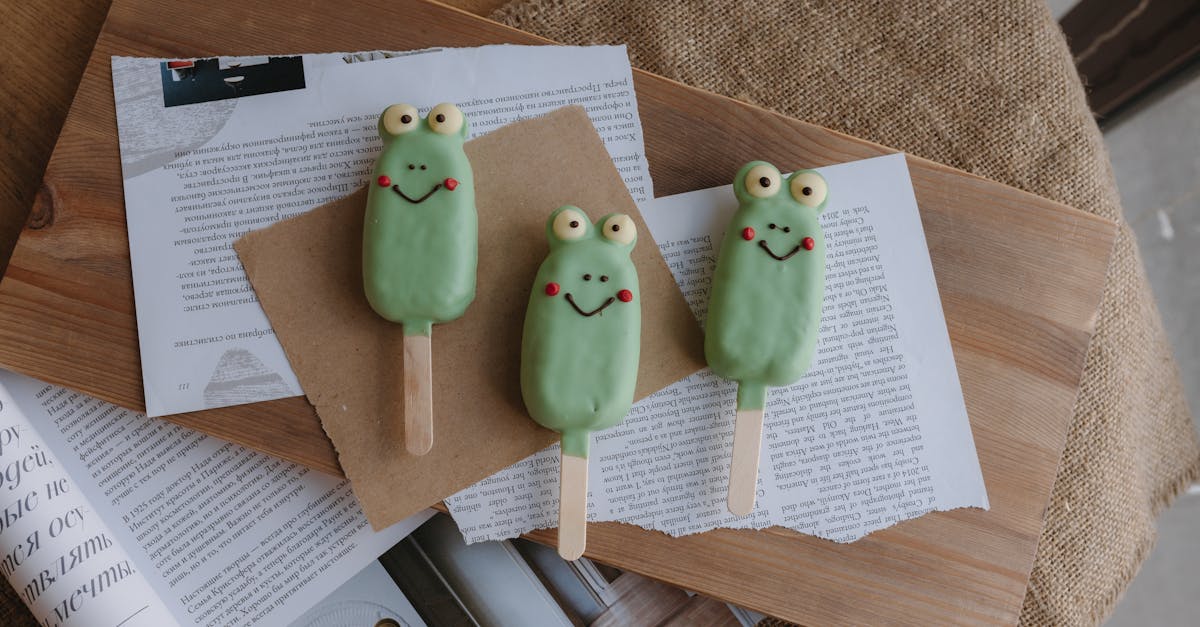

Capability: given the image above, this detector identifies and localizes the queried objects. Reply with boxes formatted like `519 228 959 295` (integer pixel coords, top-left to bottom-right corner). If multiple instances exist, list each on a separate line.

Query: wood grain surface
558 452 589 561
0 0 112 275
0 0 1118 624
1062 0 1200 123
402 334 435 456
727 407 765 516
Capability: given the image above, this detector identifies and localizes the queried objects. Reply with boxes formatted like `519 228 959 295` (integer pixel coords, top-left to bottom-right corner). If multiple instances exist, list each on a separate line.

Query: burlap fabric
489 0 1199 624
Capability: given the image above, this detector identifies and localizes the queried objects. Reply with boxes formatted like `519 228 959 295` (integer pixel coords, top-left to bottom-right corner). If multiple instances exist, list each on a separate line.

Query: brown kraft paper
235 106 706 529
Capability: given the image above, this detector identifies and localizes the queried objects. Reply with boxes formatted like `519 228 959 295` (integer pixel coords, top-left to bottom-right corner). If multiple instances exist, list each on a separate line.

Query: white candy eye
601 214 636 245
553 208 589 241
381 103 419 136
790 171 828 207
428 103 464 135
744 164 781 198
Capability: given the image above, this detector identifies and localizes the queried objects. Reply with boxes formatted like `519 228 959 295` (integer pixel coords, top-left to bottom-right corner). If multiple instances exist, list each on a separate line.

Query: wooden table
0 0 1117 624
0 2 492 624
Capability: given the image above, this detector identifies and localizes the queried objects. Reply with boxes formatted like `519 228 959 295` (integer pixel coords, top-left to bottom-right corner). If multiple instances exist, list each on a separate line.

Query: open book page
446 153 988 543
0 371 432 627
0 380 176 626
113 45 651 417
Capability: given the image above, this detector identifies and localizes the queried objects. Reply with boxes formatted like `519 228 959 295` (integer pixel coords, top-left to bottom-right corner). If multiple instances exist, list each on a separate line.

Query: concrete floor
1101 66 1200 627
1044 2 1200 623
1045 2 1199 623
1106 67 1200 420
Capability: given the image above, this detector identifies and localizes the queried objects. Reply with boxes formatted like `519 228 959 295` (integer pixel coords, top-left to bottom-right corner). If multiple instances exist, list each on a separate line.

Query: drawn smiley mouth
391 183 442 204
565 293 616 317
758 240 802 261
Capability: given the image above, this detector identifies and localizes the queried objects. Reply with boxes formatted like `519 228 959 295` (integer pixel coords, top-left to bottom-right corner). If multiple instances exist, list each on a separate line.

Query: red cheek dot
741 227 755 241
377 175 391 187
545 282 560 296
617 289 633 303
443 178 459 191
802 237 815 251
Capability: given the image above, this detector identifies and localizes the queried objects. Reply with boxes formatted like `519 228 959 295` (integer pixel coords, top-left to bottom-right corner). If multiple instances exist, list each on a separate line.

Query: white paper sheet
112 45 651 417
0 370 432 626
446 153 988 543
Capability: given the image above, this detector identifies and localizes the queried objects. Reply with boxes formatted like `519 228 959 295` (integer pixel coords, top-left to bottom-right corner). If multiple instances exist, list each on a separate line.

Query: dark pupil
768 223 776 229
802 187 812 196
583 274 592 281
612 224 620 231
600 275 609 282
436 114 446 123
400 114 412 124
759 176 771 188
569 220 580 228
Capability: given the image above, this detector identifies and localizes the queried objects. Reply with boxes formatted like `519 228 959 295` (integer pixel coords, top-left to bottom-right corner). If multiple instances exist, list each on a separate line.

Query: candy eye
552 208 589 241
381 103 419 136
744 164 781 198
601 214 636 245
428 103 464 135
790 171 828 207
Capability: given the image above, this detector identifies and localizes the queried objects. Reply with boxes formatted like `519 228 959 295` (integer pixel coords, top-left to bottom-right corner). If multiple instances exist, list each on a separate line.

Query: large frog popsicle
705 161 829 515
363 102 476 455
521 205 640 559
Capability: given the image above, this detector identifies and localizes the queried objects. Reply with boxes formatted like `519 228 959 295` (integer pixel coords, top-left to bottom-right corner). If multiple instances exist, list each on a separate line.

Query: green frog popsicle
521 206 641 559
705 161 829 515
364 103 476 456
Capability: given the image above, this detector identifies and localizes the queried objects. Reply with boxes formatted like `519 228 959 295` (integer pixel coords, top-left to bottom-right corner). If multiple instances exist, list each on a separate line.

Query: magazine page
447 154 989 542
0 380 176 626
113 45 651 417
0 370 431 626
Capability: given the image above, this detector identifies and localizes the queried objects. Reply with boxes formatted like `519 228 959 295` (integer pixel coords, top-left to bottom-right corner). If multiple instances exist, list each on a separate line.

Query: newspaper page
446 153 988 543
0 381 176 626
113 45 651 416
0 370 432 627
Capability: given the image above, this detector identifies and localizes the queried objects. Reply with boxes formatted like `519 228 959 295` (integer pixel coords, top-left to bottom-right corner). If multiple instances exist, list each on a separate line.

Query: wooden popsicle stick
558 452 589 561
403 334 433 456
727 407 765 516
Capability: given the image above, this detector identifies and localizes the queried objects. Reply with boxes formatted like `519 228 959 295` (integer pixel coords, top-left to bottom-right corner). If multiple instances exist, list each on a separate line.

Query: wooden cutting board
0 0 1116 623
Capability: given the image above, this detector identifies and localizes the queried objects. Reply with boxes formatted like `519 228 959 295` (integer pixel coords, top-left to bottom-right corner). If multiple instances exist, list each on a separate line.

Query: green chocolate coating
363 106 476 336
521 206 641 458
704 161 828 410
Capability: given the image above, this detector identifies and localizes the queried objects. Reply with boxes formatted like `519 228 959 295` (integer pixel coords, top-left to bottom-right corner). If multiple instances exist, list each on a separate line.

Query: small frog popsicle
705 161 829 516
364 103 476 456
521 206 640 560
